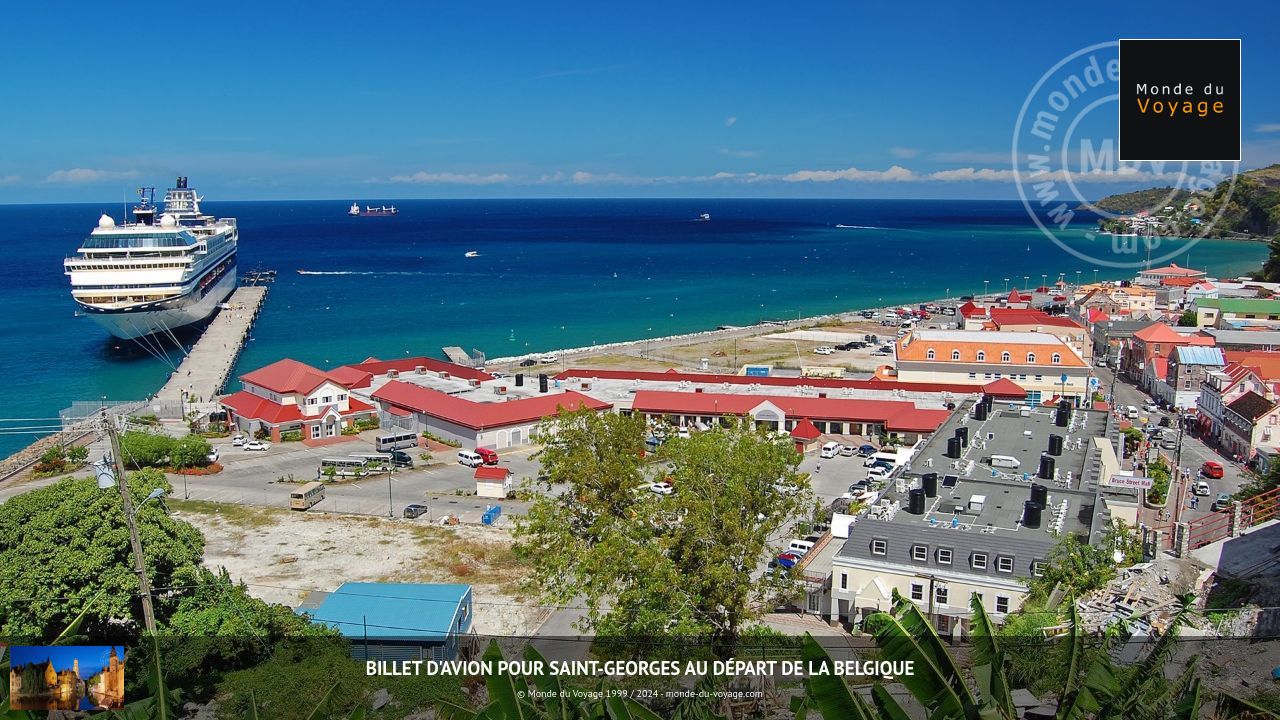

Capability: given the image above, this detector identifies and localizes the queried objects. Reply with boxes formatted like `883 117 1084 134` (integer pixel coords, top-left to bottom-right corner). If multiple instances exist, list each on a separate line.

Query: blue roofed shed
298 582 474 661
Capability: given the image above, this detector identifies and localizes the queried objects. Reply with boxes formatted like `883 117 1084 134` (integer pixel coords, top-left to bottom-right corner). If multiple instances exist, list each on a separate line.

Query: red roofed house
986 308 1092 363
1121 322 1214 385
789 418 823 453
474 465 514 498
371 380 611 449
342 356 493 385
630 390 950 444
220 359 377 442
1137 262 1206 285
1199 355 1280 442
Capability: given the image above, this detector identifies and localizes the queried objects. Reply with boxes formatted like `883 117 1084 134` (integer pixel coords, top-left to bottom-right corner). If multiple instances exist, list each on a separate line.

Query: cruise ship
64 177 238 340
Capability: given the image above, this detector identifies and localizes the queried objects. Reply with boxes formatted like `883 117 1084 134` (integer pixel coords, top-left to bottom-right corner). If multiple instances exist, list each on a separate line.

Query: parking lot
181 433 542 521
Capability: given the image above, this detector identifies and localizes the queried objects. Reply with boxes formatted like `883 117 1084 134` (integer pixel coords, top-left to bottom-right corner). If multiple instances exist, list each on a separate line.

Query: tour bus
348 452 394 471
319 456 371 477
375 431 419 452
290 482 326 511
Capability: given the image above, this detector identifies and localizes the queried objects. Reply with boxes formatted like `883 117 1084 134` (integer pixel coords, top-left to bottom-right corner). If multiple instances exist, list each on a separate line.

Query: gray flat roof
835 397 1113 578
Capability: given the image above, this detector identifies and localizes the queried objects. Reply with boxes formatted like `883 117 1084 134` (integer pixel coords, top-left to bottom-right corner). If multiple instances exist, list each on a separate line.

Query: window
969 372 977 379
310 424 321 439
937 548 953 565
321 395 333 404
840 573 848 590
976 350 986 362
807 592 822 612
1035 374 1043 381
1001 351 1011 363
984 373 992 379
995 596 1010 613
1051 353 1061 364
337 393 347 401
1027 352 1036 363
926 348 936 360
910 583 924 601
951 350 961 361
996 556 1014 573
871 539 887 556
306 397 318 405
971 552 988 569
911 545 928 562
1032 561 1046 577
935 585 949 606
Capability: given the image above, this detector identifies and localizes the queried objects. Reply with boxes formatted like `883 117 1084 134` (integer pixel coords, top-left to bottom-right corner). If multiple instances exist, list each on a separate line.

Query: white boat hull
82 267 238 340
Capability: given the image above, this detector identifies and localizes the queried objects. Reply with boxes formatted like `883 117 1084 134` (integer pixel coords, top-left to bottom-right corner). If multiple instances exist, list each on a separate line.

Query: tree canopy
0 469 205 639
516 409 813 654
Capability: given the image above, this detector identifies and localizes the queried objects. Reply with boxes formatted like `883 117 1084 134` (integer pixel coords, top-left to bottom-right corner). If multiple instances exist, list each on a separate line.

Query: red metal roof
219 391 375 425
789 418 822 440
326 365 374 389
988 308 1084 330
551 368 982 395
344 356 493 383
982 378 1027 398
474 465 512 480
1140 262 1205 277
630 390 951 433
371 381 611 429
240 359 350 395
1132 323 1215 346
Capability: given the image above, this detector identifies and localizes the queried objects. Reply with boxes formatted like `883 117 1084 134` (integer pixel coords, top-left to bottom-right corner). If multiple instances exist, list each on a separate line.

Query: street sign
1060 374 1069 383
1106 474 1154 490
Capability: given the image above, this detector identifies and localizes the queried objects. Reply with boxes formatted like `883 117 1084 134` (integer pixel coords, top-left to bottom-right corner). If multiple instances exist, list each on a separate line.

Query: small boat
349 203 398 217
695 212 711 221
464 251 480 258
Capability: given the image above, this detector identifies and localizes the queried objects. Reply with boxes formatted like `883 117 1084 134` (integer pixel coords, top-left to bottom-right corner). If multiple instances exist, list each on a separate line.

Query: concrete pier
442 346 473 366
156 286 268 403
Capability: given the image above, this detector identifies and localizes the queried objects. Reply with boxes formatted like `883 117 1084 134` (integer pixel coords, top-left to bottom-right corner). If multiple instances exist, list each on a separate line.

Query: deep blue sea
0 198 1267 457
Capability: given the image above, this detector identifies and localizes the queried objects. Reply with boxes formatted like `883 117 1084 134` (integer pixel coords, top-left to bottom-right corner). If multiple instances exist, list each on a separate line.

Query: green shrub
120 431 177 468
280 430 303 442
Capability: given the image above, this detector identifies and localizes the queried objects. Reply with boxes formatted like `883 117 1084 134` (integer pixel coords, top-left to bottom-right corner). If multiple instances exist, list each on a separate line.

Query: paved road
1096 365 1251 528
176 433 541 522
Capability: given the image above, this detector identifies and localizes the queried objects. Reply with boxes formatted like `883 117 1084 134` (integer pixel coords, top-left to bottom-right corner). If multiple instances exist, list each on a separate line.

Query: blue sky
10 645 122 678
0 1 1276 202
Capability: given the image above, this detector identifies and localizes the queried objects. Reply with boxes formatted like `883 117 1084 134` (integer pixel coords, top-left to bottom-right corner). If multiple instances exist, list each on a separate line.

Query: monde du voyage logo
1119 39 1241 162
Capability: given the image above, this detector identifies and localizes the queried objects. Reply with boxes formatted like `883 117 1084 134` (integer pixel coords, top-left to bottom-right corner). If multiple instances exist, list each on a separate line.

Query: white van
989 455 1021 468
865 452 899 468
788 538 816 556
867 466 890 481
1125 406 1140 419
457 450 485 468
820 441 841 459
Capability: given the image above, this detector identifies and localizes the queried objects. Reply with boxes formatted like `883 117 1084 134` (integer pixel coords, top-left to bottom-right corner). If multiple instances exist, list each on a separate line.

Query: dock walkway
156 286 268 403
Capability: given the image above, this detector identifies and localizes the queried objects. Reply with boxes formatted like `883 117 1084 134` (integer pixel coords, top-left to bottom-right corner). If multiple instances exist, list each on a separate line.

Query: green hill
1086 164 1280 238
1086 186 1190 214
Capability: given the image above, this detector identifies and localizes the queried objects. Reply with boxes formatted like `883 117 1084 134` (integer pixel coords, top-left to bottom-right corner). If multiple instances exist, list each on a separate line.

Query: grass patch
1206 575 1256 609
168 498 285 529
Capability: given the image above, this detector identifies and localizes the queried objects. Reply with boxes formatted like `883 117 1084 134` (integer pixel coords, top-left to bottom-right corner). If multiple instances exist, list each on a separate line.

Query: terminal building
823 395 1137 634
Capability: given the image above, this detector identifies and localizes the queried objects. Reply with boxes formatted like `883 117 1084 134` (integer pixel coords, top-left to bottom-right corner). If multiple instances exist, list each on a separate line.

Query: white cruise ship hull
80 265 238 340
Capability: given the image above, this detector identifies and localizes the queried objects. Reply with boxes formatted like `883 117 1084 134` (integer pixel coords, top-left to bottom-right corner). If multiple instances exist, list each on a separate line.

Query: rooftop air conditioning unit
581 382 592 390
438 371 450 379
469 379 481 388
415 365 426 374
388 369 399 378
495 386 507 395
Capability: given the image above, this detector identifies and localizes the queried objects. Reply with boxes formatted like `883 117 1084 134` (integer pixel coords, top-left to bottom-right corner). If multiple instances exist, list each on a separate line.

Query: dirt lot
172 500 546 635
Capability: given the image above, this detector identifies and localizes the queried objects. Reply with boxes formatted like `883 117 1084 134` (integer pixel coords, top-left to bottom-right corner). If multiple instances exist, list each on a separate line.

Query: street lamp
1003 278 1010 294
983 280 990 297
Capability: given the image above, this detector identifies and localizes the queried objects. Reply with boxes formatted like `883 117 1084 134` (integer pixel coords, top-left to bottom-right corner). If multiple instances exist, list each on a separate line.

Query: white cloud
0 175 19 185
784 165 918 183
725 116 737 127
1255 123 1280 133
888 146 921 159
45 168 138 184
387 171 511 185
928 167 1018 181
718 148 759 158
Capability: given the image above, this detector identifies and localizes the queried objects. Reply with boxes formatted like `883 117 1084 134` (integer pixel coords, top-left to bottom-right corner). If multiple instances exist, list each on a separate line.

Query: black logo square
1119 39 1240 162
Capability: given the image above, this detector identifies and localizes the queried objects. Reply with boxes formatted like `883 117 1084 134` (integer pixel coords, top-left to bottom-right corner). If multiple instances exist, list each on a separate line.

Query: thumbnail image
8 646 125 711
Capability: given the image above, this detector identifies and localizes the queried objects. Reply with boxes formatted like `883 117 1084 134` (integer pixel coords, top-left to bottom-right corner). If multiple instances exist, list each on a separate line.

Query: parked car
649 481 675 495
231 435 246 447
403 503 430 519
813 346 835 355
1124 406 1140 419
867 466 890 481
207 448 219 464
820 441 841 459
1143 402 1159 413
243 440 270 451
519 358 537 367
1201 461 1225 479
538 354 559 363
770 553 800 570
858 444 876 456
476 447 499 465
1211 493 1233 511
1192 481 1212 496
1158 416 1172 427
840 444 857 457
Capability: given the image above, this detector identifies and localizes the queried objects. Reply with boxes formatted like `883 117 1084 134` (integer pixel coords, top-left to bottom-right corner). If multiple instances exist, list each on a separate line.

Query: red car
1201 461 1224 479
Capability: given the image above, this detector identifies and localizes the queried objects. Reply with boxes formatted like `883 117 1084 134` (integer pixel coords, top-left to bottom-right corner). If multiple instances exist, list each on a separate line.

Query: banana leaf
799 633 877 720
483 640 527 720
865 613 969 719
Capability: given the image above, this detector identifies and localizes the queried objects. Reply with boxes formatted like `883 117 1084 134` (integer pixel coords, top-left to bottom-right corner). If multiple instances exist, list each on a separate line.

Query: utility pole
102 409 158 634
1172 409 1188 524
387 462 395 518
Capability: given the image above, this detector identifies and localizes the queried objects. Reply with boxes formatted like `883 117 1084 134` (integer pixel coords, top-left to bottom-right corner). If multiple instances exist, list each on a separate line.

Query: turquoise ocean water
0 198 1266 457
